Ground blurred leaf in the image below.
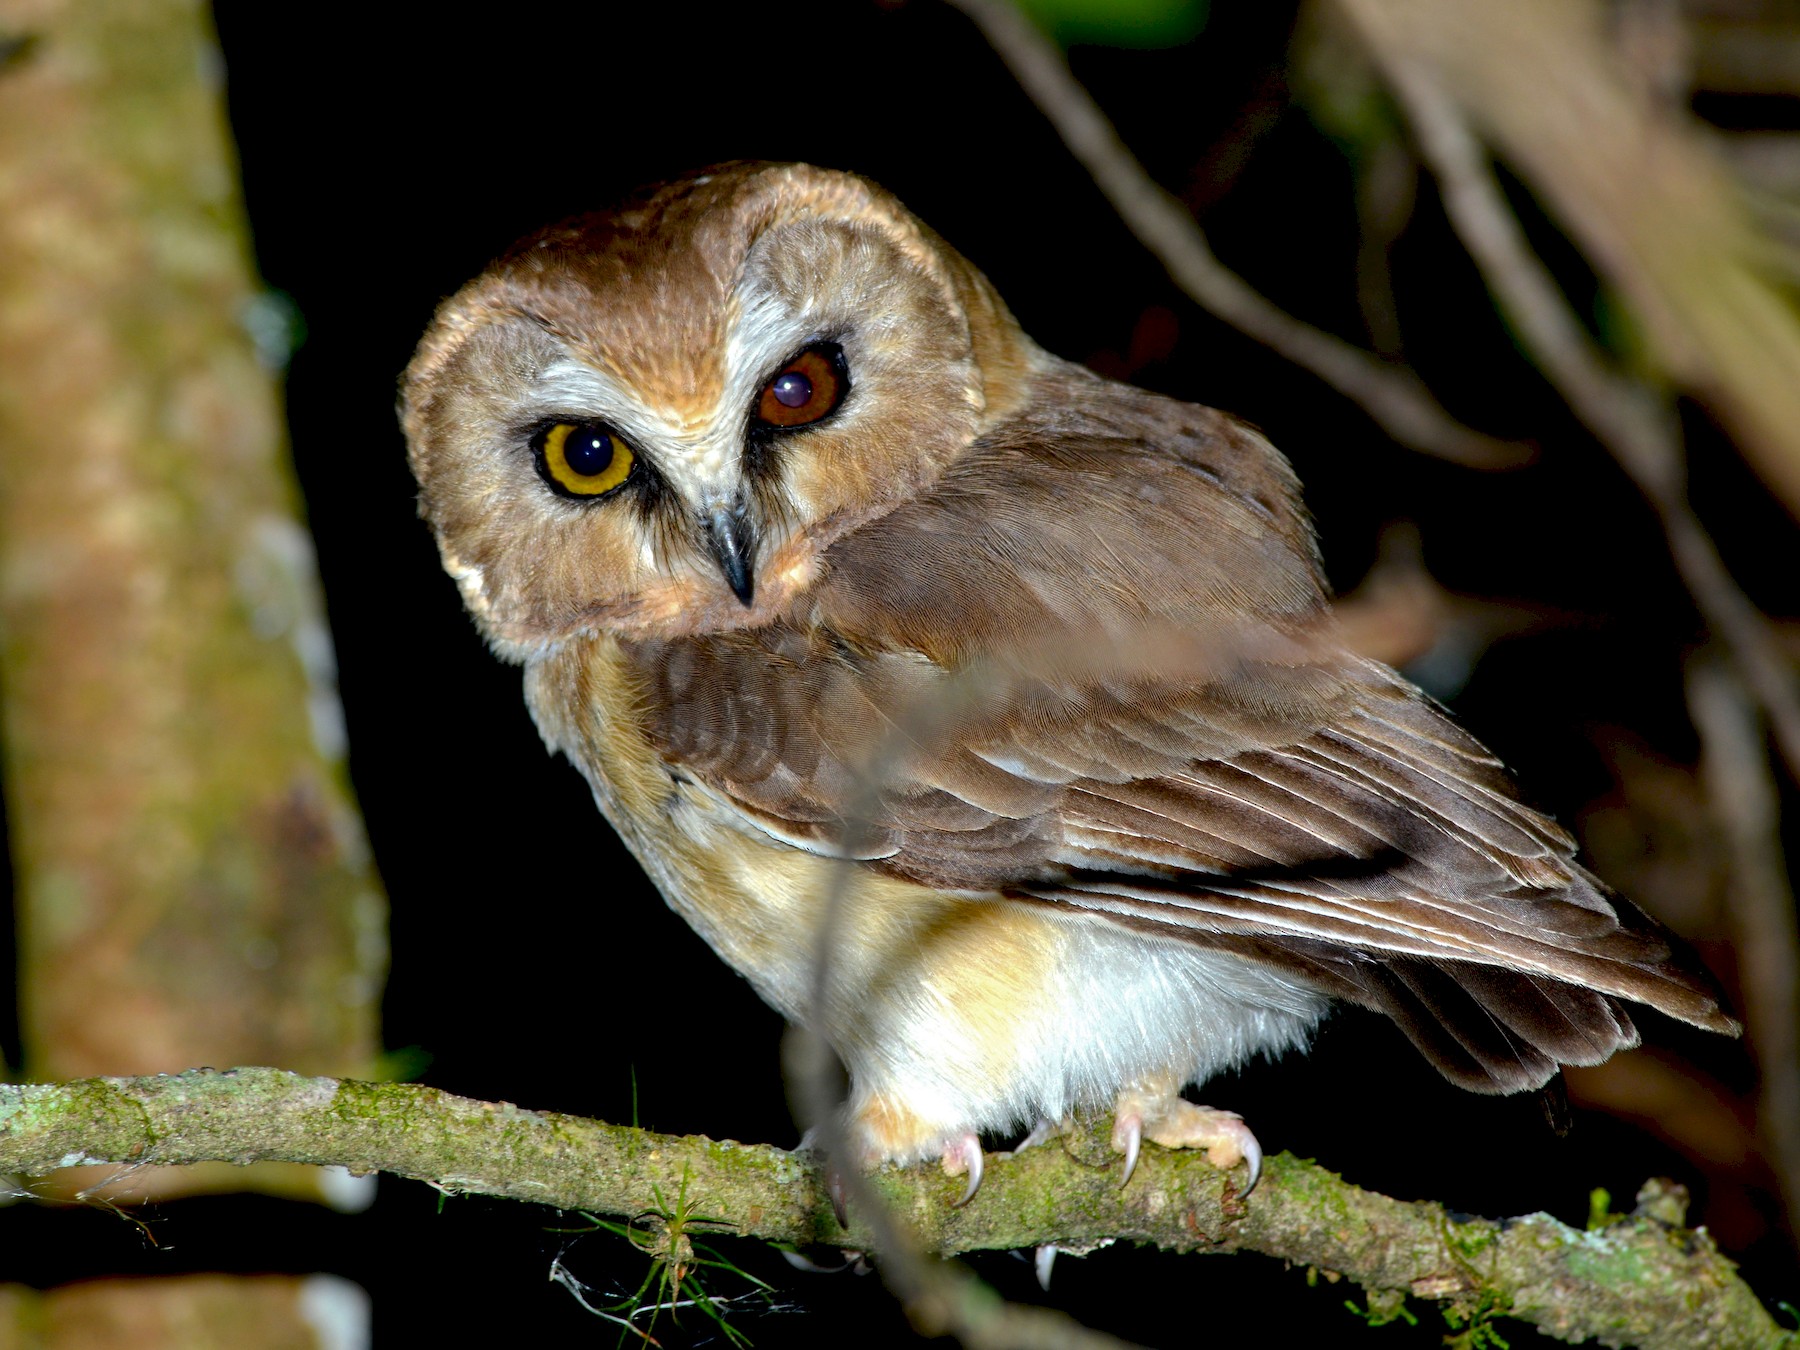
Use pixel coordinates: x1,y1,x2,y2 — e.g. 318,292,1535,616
1593,284,1658,378
1015,0,1207,49
1289,3,1401,159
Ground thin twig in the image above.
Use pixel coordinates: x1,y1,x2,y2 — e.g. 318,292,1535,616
796,660,1147,1350
1688,657,1800,1240
943,0,1530,471
1361,47,1800,788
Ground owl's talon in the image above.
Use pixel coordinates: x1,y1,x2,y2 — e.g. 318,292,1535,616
1113,1111,1144,1187
826,1164,850,1230
781,1247,859,1274
1239,1130,1264,1198
943,1132,984,1206
957,1158,982,1208
1009,1118,1059,1155
1113,1090,1263,1196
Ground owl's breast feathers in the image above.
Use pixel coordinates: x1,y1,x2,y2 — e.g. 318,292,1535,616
547,364,1736,1094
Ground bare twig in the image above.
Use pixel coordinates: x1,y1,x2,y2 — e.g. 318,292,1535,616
788,1023,1139,1350
1332,0,1800,518
794,663,1146,1350
0,1069,1789,1349
1688,657,1800,1238
943,0,1531,471
1353,43,1800,788
1352,138,1418,360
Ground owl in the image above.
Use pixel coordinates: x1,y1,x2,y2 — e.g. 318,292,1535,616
401,162,1734,1200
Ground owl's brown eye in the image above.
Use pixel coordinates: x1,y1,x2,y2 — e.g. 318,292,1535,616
536,422,635,498
757,346,845,428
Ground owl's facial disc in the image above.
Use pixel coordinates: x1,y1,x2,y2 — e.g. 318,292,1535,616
402,163,1028,647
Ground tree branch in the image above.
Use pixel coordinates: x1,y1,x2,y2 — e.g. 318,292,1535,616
1,1068,1788,1349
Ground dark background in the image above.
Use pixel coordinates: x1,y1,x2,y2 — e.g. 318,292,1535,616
14,2,1795,1344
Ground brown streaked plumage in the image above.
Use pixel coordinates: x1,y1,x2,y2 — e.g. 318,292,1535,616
401,162,1736,1195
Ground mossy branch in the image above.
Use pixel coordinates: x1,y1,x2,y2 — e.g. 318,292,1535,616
0,1068,1788,1348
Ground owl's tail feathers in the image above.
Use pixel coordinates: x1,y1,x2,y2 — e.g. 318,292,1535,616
1306,953,1641,1094
1236,917,1738,1095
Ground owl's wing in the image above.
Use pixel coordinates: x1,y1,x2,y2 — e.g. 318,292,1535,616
992,660,1740,1091
639,626,1732,1090
628,368,1737,1090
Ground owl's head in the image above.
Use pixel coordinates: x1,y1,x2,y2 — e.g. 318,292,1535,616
401,162,1037,659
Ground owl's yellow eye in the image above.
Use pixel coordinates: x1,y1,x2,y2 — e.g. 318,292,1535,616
757,345,846,429
536,422,635,498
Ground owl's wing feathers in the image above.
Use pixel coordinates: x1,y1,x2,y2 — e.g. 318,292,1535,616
1009,674,1735,1091
628,369,1736,1091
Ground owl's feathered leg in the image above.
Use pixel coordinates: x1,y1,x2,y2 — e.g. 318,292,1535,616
1112,1084,1263,1195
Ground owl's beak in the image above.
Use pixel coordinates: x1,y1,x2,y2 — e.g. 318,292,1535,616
701,504,757,606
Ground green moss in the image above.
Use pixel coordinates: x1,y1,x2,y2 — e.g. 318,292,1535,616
1587,1188,1617,1231
1441,1288,1515,1350
1284,1156,1361,1237
1443,1215,1499,1265
1345,1287,1418,1328
1564,1237,1649,1288
328,1079,397,1123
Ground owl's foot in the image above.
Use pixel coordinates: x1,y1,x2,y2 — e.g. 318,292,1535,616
1111,1089,1262,1196
852,1093,988,1205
